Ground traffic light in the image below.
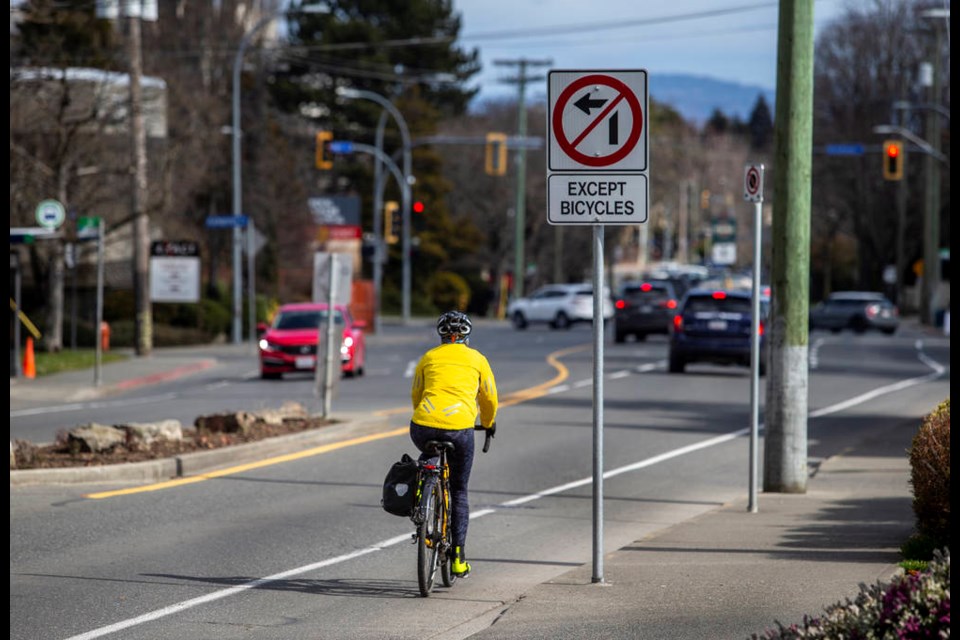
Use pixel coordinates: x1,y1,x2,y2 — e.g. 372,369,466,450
315,130,333,170
384,200,399,244
412,201,425,215
882,140,903,181
700,189,711,209
485,132,508,176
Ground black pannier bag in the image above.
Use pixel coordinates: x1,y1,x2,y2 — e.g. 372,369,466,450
381,453,419,517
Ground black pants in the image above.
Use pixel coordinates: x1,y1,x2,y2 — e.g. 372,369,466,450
409,422,474,549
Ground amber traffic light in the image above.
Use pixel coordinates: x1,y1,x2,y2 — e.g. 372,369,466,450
485,132,507,176
315,131,333,170
384,201,399,244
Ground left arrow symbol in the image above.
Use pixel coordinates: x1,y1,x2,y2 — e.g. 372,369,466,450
574,93,607,115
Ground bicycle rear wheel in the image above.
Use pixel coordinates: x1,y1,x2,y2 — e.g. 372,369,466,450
417,481,441,597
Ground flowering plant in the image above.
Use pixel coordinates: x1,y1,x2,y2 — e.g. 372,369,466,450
750,548,950,639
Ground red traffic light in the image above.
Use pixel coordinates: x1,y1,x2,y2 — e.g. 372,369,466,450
886,143,900,158
412,201,425,214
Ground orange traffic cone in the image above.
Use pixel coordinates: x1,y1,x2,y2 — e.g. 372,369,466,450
22,337,36,379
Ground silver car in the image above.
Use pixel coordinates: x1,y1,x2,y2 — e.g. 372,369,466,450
508,283,614,329
809,291,899,334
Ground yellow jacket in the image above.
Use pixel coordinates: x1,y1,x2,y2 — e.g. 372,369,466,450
411,343,498,430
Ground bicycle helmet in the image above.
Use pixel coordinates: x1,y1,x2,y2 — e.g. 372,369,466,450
437,311,472,343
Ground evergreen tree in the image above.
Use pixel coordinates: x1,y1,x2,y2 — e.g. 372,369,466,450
267,0,483,310
747,94,774,151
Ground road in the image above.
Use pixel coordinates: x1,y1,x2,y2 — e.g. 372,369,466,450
10,321,950,640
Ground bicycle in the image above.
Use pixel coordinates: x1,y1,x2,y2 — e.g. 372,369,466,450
412,425,493,597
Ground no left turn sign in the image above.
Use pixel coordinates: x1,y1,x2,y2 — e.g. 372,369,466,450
549,70,648,172
547,70,649,226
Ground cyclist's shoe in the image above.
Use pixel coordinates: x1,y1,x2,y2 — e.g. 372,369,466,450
451,546,471,577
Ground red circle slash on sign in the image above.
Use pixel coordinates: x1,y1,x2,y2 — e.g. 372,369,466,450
746,167,760,195
553,74,643,168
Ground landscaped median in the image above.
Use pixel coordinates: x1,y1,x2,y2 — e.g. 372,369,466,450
10,412,390,487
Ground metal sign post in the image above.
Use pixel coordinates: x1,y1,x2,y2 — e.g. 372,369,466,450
744,163,765,513
95,218,105,387
547,69,649,583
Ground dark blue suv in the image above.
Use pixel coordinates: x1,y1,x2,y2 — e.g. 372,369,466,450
668,289,768,375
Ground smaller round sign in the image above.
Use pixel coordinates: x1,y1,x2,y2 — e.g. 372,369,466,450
36,199,66,229
743,164,764,202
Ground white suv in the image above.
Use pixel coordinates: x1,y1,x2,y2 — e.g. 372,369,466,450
507,283,614,329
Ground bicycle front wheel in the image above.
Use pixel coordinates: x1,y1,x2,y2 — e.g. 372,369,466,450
417,481,441,597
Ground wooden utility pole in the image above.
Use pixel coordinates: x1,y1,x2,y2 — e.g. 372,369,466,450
764,0,813,494
495,57,551,299
128,7,152,356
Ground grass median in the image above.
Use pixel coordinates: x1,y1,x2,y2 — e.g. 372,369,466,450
32,349,128,377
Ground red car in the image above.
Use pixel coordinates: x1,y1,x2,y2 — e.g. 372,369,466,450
257,303,366,379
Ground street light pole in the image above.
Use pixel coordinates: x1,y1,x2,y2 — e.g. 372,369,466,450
336,87,413,324
920,11,945,326
233,5,326,345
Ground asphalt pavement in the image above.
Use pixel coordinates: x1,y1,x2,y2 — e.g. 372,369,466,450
9,317,948,639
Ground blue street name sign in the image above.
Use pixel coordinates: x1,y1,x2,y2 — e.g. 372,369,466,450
329,141,354,154
824,143,865,156
205,215,249,228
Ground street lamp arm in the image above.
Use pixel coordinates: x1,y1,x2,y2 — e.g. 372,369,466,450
335,86,413,323
892,101,951,121
872,125,949,165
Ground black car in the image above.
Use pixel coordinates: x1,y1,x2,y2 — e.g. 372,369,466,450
668,289,768,374
809,291,899,334
613,280,679,342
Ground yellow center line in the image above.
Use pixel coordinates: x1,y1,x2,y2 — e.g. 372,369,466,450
83,342,590,499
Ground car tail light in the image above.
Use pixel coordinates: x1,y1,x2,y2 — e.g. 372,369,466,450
640,282,652,292
865,303,880,318
615,299,627,310
758,321,764,336
712,291,726,300
661,299,677,310
672,315,683,332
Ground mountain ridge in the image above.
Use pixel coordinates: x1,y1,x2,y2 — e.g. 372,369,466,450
651,73,775,126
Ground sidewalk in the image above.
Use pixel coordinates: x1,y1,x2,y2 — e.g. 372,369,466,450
465,419,916,640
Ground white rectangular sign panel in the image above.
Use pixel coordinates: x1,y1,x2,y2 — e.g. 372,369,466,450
149,256,200,303
313,252,353,306
547,69,649,225
547,174,648,225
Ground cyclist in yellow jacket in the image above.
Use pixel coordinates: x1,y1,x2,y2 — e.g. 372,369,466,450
410,310,498,577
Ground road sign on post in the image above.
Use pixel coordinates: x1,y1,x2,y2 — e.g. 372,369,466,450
546,70,649,225
36,199,66,229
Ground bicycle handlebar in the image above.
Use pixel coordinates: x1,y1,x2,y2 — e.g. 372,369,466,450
474,424,494,453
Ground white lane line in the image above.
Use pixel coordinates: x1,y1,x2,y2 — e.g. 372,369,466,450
609,371,631,380
63,350,946,640
809,337,825,370
11,393,180,418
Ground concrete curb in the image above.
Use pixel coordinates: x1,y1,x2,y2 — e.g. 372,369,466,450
10,413,391,486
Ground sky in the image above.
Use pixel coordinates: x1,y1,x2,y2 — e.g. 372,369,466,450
451,0,849,108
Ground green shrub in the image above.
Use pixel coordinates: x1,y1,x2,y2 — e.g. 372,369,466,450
908,398,950,548
427,271,470,312
199,298,231,336
901,532,941,563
